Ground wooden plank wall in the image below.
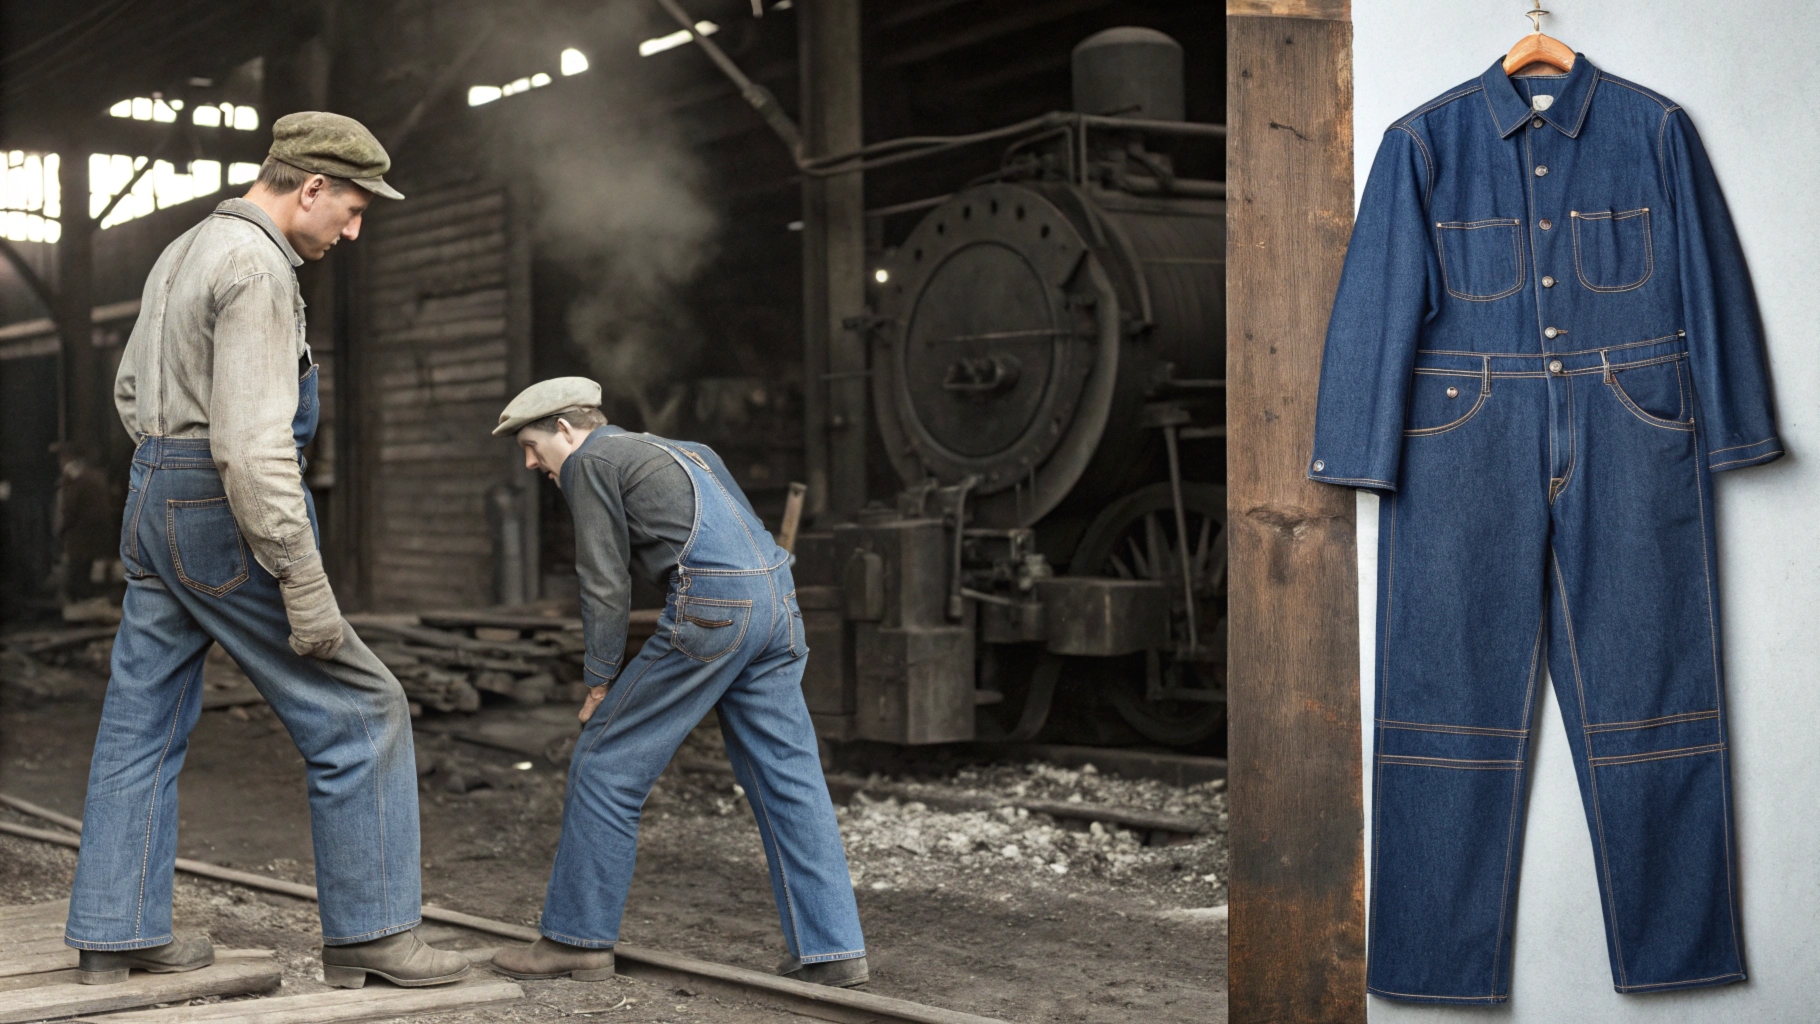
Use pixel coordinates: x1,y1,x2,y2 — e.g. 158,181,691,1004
1225,3,1367,1021
359,183,519,610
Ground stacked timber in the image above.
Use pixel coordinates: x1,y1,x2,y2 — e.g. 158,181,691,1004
346,609,660,715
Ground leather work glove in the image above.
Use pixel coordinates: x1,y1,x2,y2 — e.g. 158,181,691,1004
579,684,609,723
280,553,345,659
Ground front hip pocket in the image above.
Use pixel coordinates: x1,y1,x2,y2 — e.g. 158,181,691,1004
1572,208,1653,292
1605,356,1694,432
166,497,251,597
1435,219,1524,301
672,596,753,662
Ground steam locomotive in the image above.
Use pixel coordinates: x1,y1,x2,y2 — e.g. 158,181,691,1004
794,28,1226,750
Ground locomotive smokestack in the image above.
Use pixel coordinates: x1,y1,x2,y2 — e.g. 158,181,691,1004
1071,27,1186,122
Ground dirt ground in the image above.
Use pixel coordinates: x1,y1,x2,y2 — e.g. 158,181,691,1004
0,639,1227,1023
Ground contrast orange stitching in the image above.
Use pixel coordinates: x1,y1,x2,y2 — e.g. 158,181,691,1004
1588,742,1725,767
1583,709,1718,733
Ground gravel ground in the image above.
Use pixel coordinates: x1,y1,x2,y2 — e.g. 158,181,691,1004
0,639,1227,1022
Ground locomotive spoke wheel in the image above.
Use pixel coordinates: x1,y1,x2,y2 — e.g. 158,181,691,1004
1070,483,1227,746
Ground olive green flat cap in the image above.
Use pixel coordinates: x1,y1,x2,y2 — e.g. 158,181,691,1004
268,111,404,200
494,377,604,436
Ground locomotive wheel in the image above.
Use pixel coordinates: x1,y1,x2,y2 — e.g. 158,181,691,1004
1069,482,1227,746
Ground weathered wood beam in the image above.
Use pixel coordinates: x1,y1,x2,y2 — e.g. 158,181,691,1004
1226,4,1365,1022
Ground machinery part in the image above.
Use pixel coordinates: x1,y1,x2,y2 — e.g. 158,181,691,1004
1004,651,1064,742
946,475,978,619
1072,27,1186,122
1033,577,1169,656
870,179,1224,529
872,183,1119,525
1070,482,1227,745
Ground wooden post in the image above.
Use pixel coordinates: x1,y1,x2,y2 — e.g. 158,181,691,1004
55,150,97,458
798,0,867,521
1225,3,1366,1021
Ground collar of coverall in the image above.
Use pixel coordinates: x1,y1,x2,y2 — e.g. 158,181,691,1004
212,197,305,268
1478,51,1599,140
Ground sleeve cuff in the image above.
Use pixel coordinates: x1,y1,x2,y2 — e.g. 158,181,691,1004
1708,436,1783,472
1307,465,1397,492
583,653,620,687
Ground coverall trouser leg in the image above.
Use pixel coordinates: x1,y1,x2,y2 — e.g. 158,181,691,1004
1367,340,1744,1002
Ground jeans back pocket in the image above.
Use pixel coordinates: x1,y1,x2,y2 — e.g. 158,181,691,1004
1572,208,1653,292
1435,219,1524,301
166,497,251,596
672,596,753,662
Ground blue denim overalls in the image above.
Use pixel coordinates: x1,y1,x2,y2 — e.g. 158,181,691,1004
66,358,424,950
538,434,866,968
1311,56,1780,1001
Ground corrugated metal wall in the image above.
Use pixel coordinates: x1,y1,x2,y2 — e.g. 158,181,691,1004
358,182,530,610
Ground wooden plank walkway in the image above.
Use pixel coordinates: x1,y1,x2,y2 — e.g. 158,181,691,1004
0,900,523,1024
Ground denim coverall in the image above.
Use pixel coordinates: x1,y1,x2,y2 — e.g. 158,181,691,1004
67,366,424,950
1311,56,1781,1002
538,429,865,968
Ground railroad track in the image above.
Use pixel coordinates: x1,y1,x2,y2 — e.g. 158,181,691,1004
0,794,1007,1024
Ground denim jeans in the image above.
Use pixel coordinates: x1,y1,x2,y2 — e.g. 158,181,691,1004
65,433,422,949
539,437,865,965
1367,337,1743,1001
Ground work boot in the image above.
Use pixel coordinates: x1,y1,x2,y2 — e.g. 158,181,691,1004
490,937,617,981
321,929,472,988
779,954,869,988
78,934,215,985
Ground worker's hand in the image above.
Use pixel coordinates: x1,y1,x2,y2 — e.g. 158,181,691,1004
579,684,609,723
279,553,345,660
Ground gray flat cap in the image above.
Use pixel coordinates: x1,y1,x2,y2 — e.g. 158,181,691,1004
494,377,603,436
269,111,404,200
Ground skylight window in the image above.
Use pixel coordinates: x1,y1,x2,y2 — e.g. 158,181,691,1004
112,98,257,131
469,52,570,107
1,151,61,244
90,154,235,230
639,22,718,57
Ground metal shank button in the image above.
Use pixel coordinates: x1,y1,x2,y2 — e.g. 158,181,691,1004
1533,117,1545,128
1534,165,1548,177
1539,218,1553,230
1312,460,1325,472
1542,275,1556,288
1445,386,1459,399
1544,326,1560,339
1549,359,1564,373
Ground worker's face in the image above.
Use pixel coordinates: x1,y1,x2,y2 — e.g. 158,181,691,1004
289,176,371,260
518,420,587,484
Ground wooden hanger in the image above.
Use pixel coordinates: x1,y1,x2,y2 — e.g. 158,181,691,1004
1503,1,1575,75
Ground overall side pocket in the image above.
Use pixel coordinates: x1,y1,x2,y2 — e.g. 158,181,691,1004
165,497,251,597
1605,356,1694,432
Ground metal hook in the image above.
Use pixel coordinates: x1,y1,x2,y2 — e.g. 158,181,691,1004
1525,0,1550,34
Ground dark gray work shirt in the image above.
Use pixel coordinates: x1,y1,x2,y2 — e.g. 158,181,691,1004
559,426,757,687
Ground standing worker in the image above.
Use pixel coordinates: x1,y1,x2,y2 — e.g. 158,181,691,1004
487,379,868,987
65,113,470,990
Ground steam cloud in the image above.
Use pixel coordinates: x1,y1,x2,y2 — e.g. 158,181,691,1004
485,4,722,434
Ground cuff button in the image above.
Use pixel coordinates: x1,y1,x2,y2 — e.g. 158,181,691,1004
1312,460,1326,472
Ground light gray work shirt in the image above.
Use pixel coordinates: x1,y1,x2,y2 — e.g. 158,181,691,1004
114,198,316,578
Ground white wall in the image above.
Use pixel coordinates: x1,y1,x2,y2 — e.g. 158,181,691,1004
1351,4,1820,1020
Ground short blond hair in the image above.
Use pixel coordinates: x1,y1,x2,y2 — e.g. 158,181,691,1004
254,156,353,195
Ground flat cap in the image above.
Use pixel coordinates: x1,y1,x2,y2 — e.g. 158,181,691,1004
494,377,603,436
269,111,405,200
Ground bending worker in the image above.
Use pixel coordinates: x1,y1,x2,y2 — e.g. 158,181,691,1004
488,378,868,988
66,113,469,989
